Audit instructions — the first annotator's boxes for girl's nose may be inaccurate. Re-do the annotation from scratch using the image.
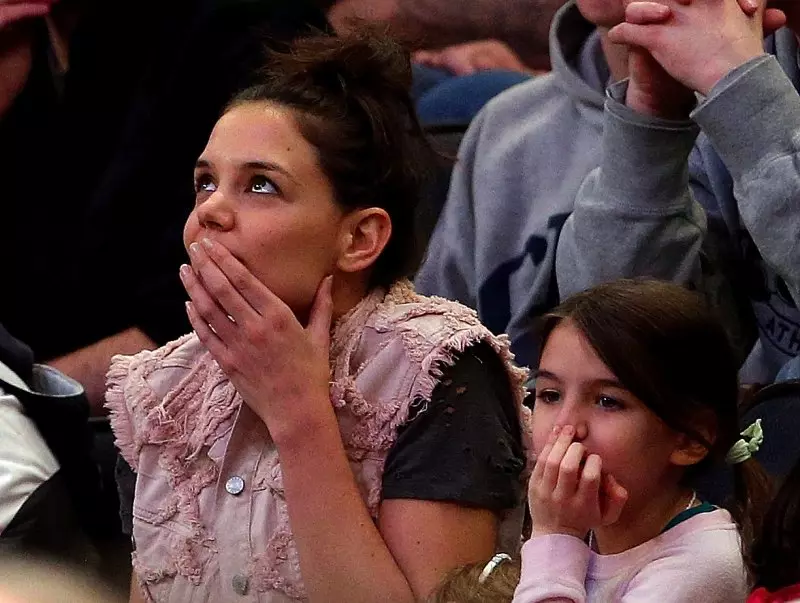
[555,400,588,441]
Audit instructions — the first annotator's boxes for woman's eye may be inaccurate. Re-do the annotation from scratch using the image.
[597,395,622,410]
[535,389,561,404]
[250,175,278,195]
[194,175,216,194]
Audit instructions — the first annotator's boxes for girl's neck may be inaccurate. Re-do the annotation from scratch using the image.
[593,486,695,555]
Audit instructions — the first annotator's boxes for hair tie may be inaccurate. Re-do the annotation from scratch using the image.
[725,419,764,465]
[478,553,512,585]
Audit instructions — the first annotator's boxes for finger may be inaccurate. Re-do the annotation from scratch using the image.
[737,0,759,16]
[624,1,672,24]
[441,51,477,76]
[412,50,438,67]
[607,22,657,50]
[554,442,586,499]
[180,264,237,341]
[575,454,602,510]
[472,54,501,71]
[531,424,561,483]
[541,426,575,491]
[306,275,334,352]
[0,3,51,27]
[185,301,228,363]
[190,238,268,319]
[763,8,786,34]
[600,474,629,526]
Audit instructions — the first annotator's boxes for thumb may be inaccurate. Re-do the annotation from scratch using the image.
[600,474,629,526]
[307,275,334,351]
[763,8,787,35]
[608,21,656,51]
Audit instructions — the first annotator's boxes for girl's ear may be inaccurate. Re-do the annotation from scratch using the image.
[336,208,392,275]
[670,437,711,468]
[670,420,716,468]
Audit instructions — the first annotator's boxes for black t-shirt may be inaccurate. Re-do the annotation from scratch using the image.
[0,0,327,361]
[381,341,525,511]
[116,342,525,533]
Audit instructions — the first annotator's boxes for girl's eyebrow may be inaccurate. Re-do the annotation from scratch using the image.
[531,369,626,390]
[531,369,560,382]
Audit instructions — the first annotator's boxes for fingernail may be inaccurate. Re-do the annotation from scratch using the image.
[189,242,200,256]
[201,238,214,250]
[179,264,191,280]
[563,425,575,436]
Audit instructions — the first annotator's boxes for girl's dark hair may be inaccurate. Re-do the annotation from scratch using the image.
[537,279,772,550]
[751,457,800,591]
[428,559,520,603]
[226,30,433,289]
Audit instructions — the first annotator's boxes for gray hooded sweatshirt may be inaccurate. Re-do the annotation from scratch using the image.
[557,29,800,383]
[416,1,608,367]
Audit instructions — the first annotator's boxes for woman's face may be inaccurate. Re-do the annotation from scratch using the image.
[183,102,348,318]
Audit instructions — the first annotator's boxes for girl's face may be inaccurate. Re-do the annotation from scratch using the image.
[531,320,687,512]
[184,102,348,318]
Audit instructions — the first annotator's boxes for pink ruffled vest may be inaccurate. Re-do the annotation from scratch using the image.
[106,281,530,602]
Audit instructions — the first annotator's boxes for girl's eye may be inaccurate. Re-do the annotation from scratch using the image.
[194,174,216,194]
[250,175,278,195]
[535,389,561,405]
[597,395,623,410]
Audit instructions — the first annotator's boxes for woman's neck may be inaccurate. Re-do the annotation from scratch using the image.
[592,486,695,555]
[329,273,371,323]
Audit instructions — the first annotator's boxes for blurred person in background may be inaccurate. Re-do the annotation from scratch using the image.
[322,0,566,124]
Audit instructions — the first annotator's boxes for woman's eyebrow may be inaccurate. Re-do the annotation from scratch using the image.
[194,158,297,185]
[241,160,297,184]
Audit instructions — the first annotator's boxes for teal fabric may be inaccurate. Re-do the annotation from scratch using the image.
[661,502,716,534]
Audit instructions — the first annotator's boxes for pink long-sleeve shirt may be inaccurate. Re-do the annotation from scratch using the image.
[513,508,748,602]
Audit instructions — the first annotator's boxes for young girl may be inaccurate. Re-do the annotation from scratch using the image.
[514,279,771,602]
[106,32,530,603]
[428,553,520,603]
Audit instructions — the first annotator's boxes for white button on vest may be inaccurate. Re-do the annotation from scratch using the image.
[232,574,249,595]
[225,475,245,495]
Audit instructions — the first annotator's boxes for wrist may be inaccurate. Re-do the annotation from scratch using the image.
[530,525,587,541]
[697,51,766,96]
[263,394,337,452]
[626,80,694,120]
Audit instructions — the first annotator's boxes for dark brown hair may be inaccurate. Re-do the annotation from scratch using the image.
[537,279,772,550]
[751,457,800,591]
[226,30,433,289]
[428,559,520,603]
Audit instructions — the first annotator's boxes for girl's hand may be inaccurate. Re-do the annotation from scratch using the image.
[180,238,334,443]
[529,425,628,541]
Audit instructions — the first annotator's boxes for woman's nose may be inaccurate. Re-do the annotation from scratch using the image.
[196,192,235,231]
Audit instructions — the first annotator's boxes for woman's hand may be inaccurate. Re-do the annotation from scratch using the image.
[180,237,334,443]
[529,425,628,541]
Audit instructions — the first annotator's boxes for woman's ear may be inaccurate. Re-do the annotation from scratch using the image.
[336,208,392,275]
